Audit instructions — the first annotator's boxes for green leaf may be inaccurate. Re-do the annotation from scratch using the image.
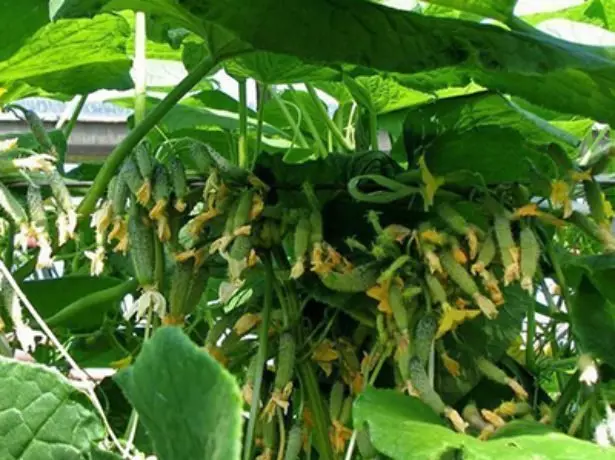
[0,0,50,62]
[175,0,615,126]
[570,275,615,369]
[115,327,243,460]
[421,0,517,22]
[354,388,615,460]
[402,93,573,184]
[225,52,338,84]
[51,0,615,123]
[354,75,432,114]
[524,0,615,32]
[20,276,124,330]
[0,14,133,94]
[0,357,104,460]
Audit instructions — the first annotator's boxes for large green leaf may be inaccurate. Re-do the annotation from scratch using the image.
[524,0,615,32]
[0,0,50,62]
[347,75,433,114]
[421,0,517,22]
[115,327,243,460]
[20,276,124,330]
[570,275,615,369]
[225,52,338,84]
[0,357,104,459]
[0,14,132,94]
[51,0,615,123]
[354,388,615,460]
[402,93,574,184]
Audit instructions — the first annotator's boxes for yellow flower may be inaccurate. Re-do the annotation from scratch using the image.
[366,278,393,314]
[494,401,518,417]
[472,293,498,319]
[250,193,264,220]
[91,201,113,238]
[174,198,187,213]
[136,179,151,205]
[310,243,331,274]
[512,203,566,227]
[441,352,461,377]
[452,247,468,265]
[155,215,171,242]
[311,339,339,377]
[420,229,447,246]
[436,307,481,339]
[188,208,220,236]
[149,198,167,220]
[466,228,479,261]
[425,250,443,274]
[550,180,572,218]
[570,169,592,182]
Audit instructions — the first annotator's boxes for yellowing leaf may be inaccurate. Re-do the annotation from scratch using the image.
[418,156,445,211]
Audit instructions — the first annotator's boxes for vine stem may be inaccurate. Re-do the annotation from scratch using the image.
[133,11,147,126]
[369,108,378,151]
[243,255,273,460]
[253,83,268,168]
[526,289,537,371]
[305,84,352,152]
[0,259,127,456]
[238,79,249,168]
[78,53,223,217]
[269,87,308,148]
[288,86,328,158]
[58,94,88,174]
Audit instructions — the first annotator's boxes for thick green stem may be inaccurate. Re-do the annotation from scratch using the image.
[78,54,220,217]
[288,87,328,158]
[4,222,14,270]
[47,278,138,327]
[369,108,378,151]
[297,360,335,460]
[269,87,308,148]
[253,83,267,168]
[305,84,352,152]
[61,94,88,173]
[552,372,581,424]
[243,256,273,460]
[526,296,536,371]
[238,79,249,168]
[133,11,148,126]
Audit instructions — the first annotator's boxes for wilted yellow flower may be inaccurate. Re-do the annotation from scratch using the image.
[481,409,506,428]
[441,352,461,377]
[444,407,468,433]
[233,313,261,336]
[84,246,106,276]
[419,156,445,210]
[330,420,353,454]
[188,208,220,236]
[384,224,411,243]
[550,180,572,218]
